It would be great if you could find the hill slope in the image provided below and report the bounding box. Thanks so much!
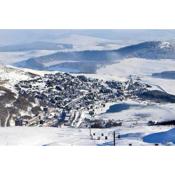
[15,41,175,73]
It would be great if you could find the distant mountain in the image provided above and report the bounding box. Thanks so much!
[117,41,175,59]
[15,41,175,73]
[15,50,120,73]
[0,41,72,52]
[0,34,123,52]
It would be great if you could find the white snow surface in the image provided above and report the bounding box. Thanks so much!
[0,125,173,146]
[0,90,6,96]
[0,127,96,146]
[159,41,171,49]
[97,58,175,94]
[0,65,31,93]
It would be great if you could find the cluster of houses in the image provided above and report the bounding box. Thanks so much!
[13,73,148,128]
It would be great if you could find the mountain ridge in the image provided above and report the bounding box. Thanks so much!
[14,40,175,73]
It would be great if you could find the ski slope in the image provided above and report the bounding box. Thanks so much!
[0,125,173,146]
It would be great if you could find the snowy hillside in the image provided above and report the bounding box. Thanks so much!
[97,58,175,94]
[117,41,175,59]
[14,40,175,73]
[0,64,175,145]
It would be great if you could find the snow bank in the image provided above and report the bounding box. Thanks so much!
[0,127,96,146]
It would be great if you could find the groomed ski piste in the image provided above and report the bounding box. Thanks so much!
[0,125,174,146]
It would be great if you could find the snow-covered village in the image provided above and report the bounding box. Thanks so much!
[1,30,175,146]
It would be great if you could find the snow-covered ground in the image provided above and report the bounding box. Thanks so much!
[1,58,175,146]
[97,58,175,94]
[97,58,175,79]
[143,128,175,145]
[94,57,175,146]
[0,65,33,94]
[0,125,174,146]
[97,100,175,122]
[91,99,175,145]
[0,127,96,146]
